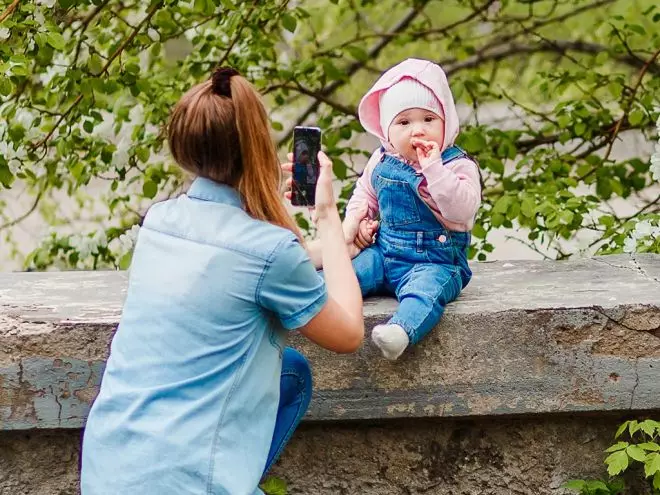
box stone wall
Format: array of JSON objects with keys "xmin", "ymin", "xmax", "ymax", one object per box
[{"xmin": 1, "ymin": 254, "xmax": 659, "ymax": 494}]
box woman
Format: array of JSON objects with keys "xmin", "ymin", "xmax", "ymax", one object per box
[{"xmin": 81, "ymin": 67, "xmax": 364, "ymax": 494}]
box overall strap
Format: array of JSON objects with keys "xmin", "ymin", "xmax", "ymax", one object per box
[{"xmin": 441, "ymin": 145, "xmax": 468, "ymax": 165}]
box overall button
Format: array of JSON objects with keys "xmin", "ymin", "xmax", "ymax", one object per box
[{"xmin": 438, "ymin": 234, "xmax": 447, "ymax": 243}]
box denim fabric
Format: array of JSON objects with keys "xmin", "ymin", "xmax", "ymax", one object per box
[
  {"xmin": 352, "ymin": 152, "xmax": 472, "ymax": 344},
  {"xmin": 81, "ymin": 177, "xmax": 326, "ymax": 495},
  {"xmin": 263, "ymin": 347, "xmax": 312, "ymax": 474}
]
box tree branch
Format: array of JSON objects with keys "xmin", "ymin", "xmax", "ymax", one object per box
[
  {"xmin": 516, "ymin": 119, "xmax": 651, "ymax": 153},
  {"xmin": 283, "ymin": 83, "xmax": 356, "ymax": 116},
  {"xmin": 485, "ymin": 0, "xmax": 616, "ymax": 48},
  {"xmin": 443, "ymin": 40, "xmax": 660, "ymax": 77},
  {"xmin": 32, "ymin": 0, "xmax": 164, "ymax": 150},
  {"xmin": 217, "ymin": 2, "xmax": 260, "ymax": 67},
  {"xmin": 0, "ymin": 190, "xmax": 42, "ymax": 232},
  {"xmin": 73, "ymin": 0, "xmax": 112, "ymax": 66},
  {"xmin": 0, "ymin": 0, "xmax": 19, "ymax": 24},
  {"xmin": 278, "ymin": 0, "xmax": 438, "ymax": 145},
  {"xmin": 602, "ymin": 45, "xmax": 660, "ymax": 162},
  {"xmin": 624, "ymin": 193, "xmax": 660, "ymax": 221}
]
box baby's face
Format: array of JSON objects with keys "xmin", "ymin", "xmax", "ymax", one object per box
[{"xmin": 387, "ymin": 108, "xmax": 445, "ymax": 163}]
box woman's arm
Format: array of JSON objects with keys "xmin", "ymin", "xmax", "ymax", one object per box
[{"xmin": 297, "ymin": 151, "xmax": 364, "ymax": 353}]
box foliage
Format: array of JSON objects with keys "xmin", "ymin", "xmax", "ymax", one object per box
[
  {"xmin": 563, "ymin": 419, "xmax": 660, "ymax": 494},
  {"xmin": 260, "ymin": 476, "xmax": 288, "ymax": 495},
  {"xmin": 0, "ymin": 0, "xmax": 659, "ymax": 269}
]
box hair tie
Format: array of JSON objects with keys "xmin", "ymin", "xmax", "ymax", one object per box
[{"xmin": 211, "ymin": 67, "xmax": 240, "ymax": 97}]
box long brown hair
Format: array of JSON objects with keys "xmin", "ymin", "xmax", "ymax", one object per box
[{"xmin": 167, "ymin": 68, "xmax": 302, "ymax": 241}]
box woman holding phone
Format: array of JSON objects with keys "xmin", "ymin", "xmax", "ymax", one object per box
[{"xmin": 81, "ymin": 67, "xmax": 364, "ymax": 494}]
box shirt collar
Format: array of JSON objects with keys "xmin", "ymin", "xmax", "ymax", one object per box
[{"xmin": 186, "ymin": 177, "xmax": 243, "ymax": 208}]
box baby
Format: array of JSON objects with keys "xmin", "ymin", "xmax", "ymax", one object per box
[{"xmin": 345, "ymin": 58, "xmax": 482, "ymax": 360}]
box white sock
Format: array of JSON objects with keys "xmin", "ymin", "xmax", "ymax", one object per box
[{"xmin": 371, "ymin": 323, "xmax": 410, "ymax": 361}]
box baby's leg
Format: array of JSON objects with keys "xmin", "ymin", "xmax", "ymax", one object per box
[
  {"xmin": 391, "ymin": 263, "xmax": 462, "ymax": 346},
  {"xmin": 351, "ymin": 246, "xmax": 386, "ymax": 297}
]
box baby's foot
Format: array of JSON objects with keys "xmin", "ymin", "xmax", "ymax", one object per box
[{"xmin": 371, "ymin": 324, "xmax": 410, "ymax": 360}]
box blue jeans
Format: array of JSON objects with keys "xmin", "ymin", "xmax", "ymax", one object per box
[
  {"xmin": 352, "ymin": 229, "xmax": 471, "ymax": 345},
  {"xmin": 262, "ymin": 347, "xmax": 312, "ymax": 474}
]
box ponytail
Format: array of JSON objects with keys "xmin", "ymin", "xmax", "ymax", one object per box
[{"xmin": 168, "ymin": 68, "xmax": 302, "ymax": 242}]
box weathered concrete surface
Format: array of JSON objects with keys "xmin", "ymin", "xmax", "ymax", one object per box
[
  {"xmin": 0, "ymin": 429, "xmax": 81, "ymax": 495},
  {"xmin": 0, "ymin": 255, "xmax": 659, "ymax": 429},
  {"xmin": 0, "ymin": 416, "xmax": 653, "ymax": 495},
  {"xmin": 273, "ymin": 415, "xmax": 654, "ymax": 495}
]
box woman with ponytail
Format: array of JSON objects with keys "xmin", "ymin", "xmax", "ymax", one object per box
[{"xmin": 81, "ymin": 67, "xmax": 365, "ymax": 494}]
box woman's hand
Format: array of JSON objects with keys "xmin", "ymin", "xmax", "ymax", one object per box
[{"xmin": 282, "ymin": 151, "xmax": 337, "ymax": 223}]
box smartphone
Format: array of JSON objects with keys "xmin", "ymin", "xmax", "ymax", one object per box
[{"xmin": 291, "ymin": 126, "xmax": 321, "ymax": 207}]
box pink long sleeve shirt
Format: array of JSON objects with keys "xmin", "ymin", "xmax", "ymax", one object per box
[{"xmin": 346, "ymin": 147, "xmax": 481, "ymax": 232}]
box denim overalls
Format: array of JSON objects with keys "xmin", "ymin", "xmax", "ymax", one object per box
[{"xmin": 352, "ymin": 147, "xmax": 473, "ymax": 345}]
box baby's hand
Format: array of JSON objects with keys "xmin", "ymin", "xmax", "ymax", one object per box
[
  {"xmin": 354, "ymin": 218, "xmax": 379, "ymax": 250},
  {"xmin": 411, "ymin": 138, "xmax": 441, "ymax": 167}
]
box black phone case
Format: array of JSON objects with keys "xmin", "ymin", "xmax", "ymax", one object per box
[{"xmin": 291, "ymin": 127, "xmax": 321, "ymax": 206}]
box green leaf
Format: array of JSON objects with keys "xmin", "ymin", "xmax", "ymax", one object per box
[
  {"xmin": 46, "ymin": 32, "xmax": 66, "ymax": 50},
  {"xmin": 0, "ymin": 76, "xmax": 12, "ymax": 96},
  {"xmin": 600, "ymin": 215, "xmax": 616, "ymax": 229},
  {"xmin": 472, "ymin": 223, "xmax": 487, "ymax": 239},
  {"xmin": 557, "ymin": 114, "xmax": 571, "ymax": 129},
  {"xmin": 295, "ymin": 213, "xmax": 309, "ymax": 230},
  {"xmin": 260, "ymin": 476, "xmax": 287, "ymax": 495},
  {"xmin": 627, "ymin": 23, "xmax": 646, "ymax": 35},
  {"xmin": 332, "ymin": 159, "xmax": 347, "ymax": 180},
  {"xmin": 118, "ymin": 252, "xmax": 133, "ymax": 270},
  {"xmin": 639, "ymin": 420, "xmax": 657, "ymax": 437},
  {"xmin": 346, "ymin": 46, "xmax": 368, "ymax": 61},
  {"xmin": 0, "ymin": 161, "xmax": 15, "ymax": 188},
  {"xmin": 606, "ymin": 441, "xmax": 629, "ymax": 453},
  {"xmin": 561, "ymin": 479, "xmax": 585, "ymax": 491},
  {"xmin": 461, "ymin": 133, "xmax": 487, "ymax": 154},
  {"xmin": 654, "ymin": 471, "xmax": 660, "ymax": 491},
  {"xmin": 83, "ymin": 120, "xmax": 94, "ymax": 133},
  {"xmin": 142, "ymin": 180, "xmax": 158, "ymax": 199},
  {"xmin": 639, "ymin": 442, "xmax": 660, "ymax": 451},
  {"xmin": 136, "ymin": 147, "xmax": 150, "ymax": 163},
  {"xmin": 645, "ymin": 453, "xmax": 660, "ymax": 477},
  {"xmin": 521, "ymin": 197, "xmax": 535, "ymax": 218},
  {"xmin": 193, "ymin": 0, "xmax": 208, "ymax": 13},
  {"xmin": 628, "ymin": 109, "xmax": 644, "ymax": 126},
  {"xmin": 606, "ymin": 450, "xmax": 629, "ymax": 476},
  {"xmin": 595, "ymin": 51, "xmax": 609, "ymax": 65},
  {"xmin": 560, "ymin": 210, "xmax": 574, "ymax": 225},
  {"xmin": 626, "ymin": 445, "xmax": 647, "ymax": 462},
  {"xmin": 492, "ymin": 196, "xmax": 510, "ymax": 214},
  {"xmin": 585, "ymin": 480, "xmax": 610, "ymax": 491},
  {"xmin": 11, "ymin": 65, "xmax": 30, "ymax": 77},
  {"xmin": 281, "ymin": 13, "xmax": 297, "ymax": 33},
  {"xmin": 628, "ymin": 420, "xmax": 640, "ymax": 436}
]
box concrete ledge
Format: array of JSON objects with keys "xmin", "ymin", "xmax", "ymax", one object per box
[{"xmin": 1, "ymin": 254, "xmax": 659, "ymax": 430}]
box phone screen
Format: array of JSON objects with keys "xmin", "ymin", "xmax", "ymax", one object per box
[{"xmin": 291, "ymin": 126, "xmax": 321, "ymax": 206}]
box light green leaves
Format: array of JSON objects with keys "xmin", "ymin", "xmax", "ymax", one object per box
[
  {"xmin": 46, "ymin": 32, "xmax": 66, "ymax": 50},
  {"xmin": 281, "ymin": 13, "xmax": 297, "ymax": 33},
  {"xmin": 260, "ymin": 477, "xmax": 287, "ymax": 495}
]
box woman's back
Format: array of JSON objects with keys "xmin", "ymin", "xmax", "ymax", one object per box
[{"xmin": 81, "ymin": 178, "xmax": 326, "ymax": 494}]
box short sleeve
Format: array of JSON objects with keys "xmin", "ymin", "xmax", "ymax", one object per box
[{"xmin": 257, "ymin": 235, "xmax": 327, "ymax": 330}]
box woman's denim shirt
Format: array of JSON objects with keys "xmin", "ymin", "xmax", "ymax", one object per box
[{"xmin": 81, "ymin": 177, "xmax": 327, "ymax": 495}]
